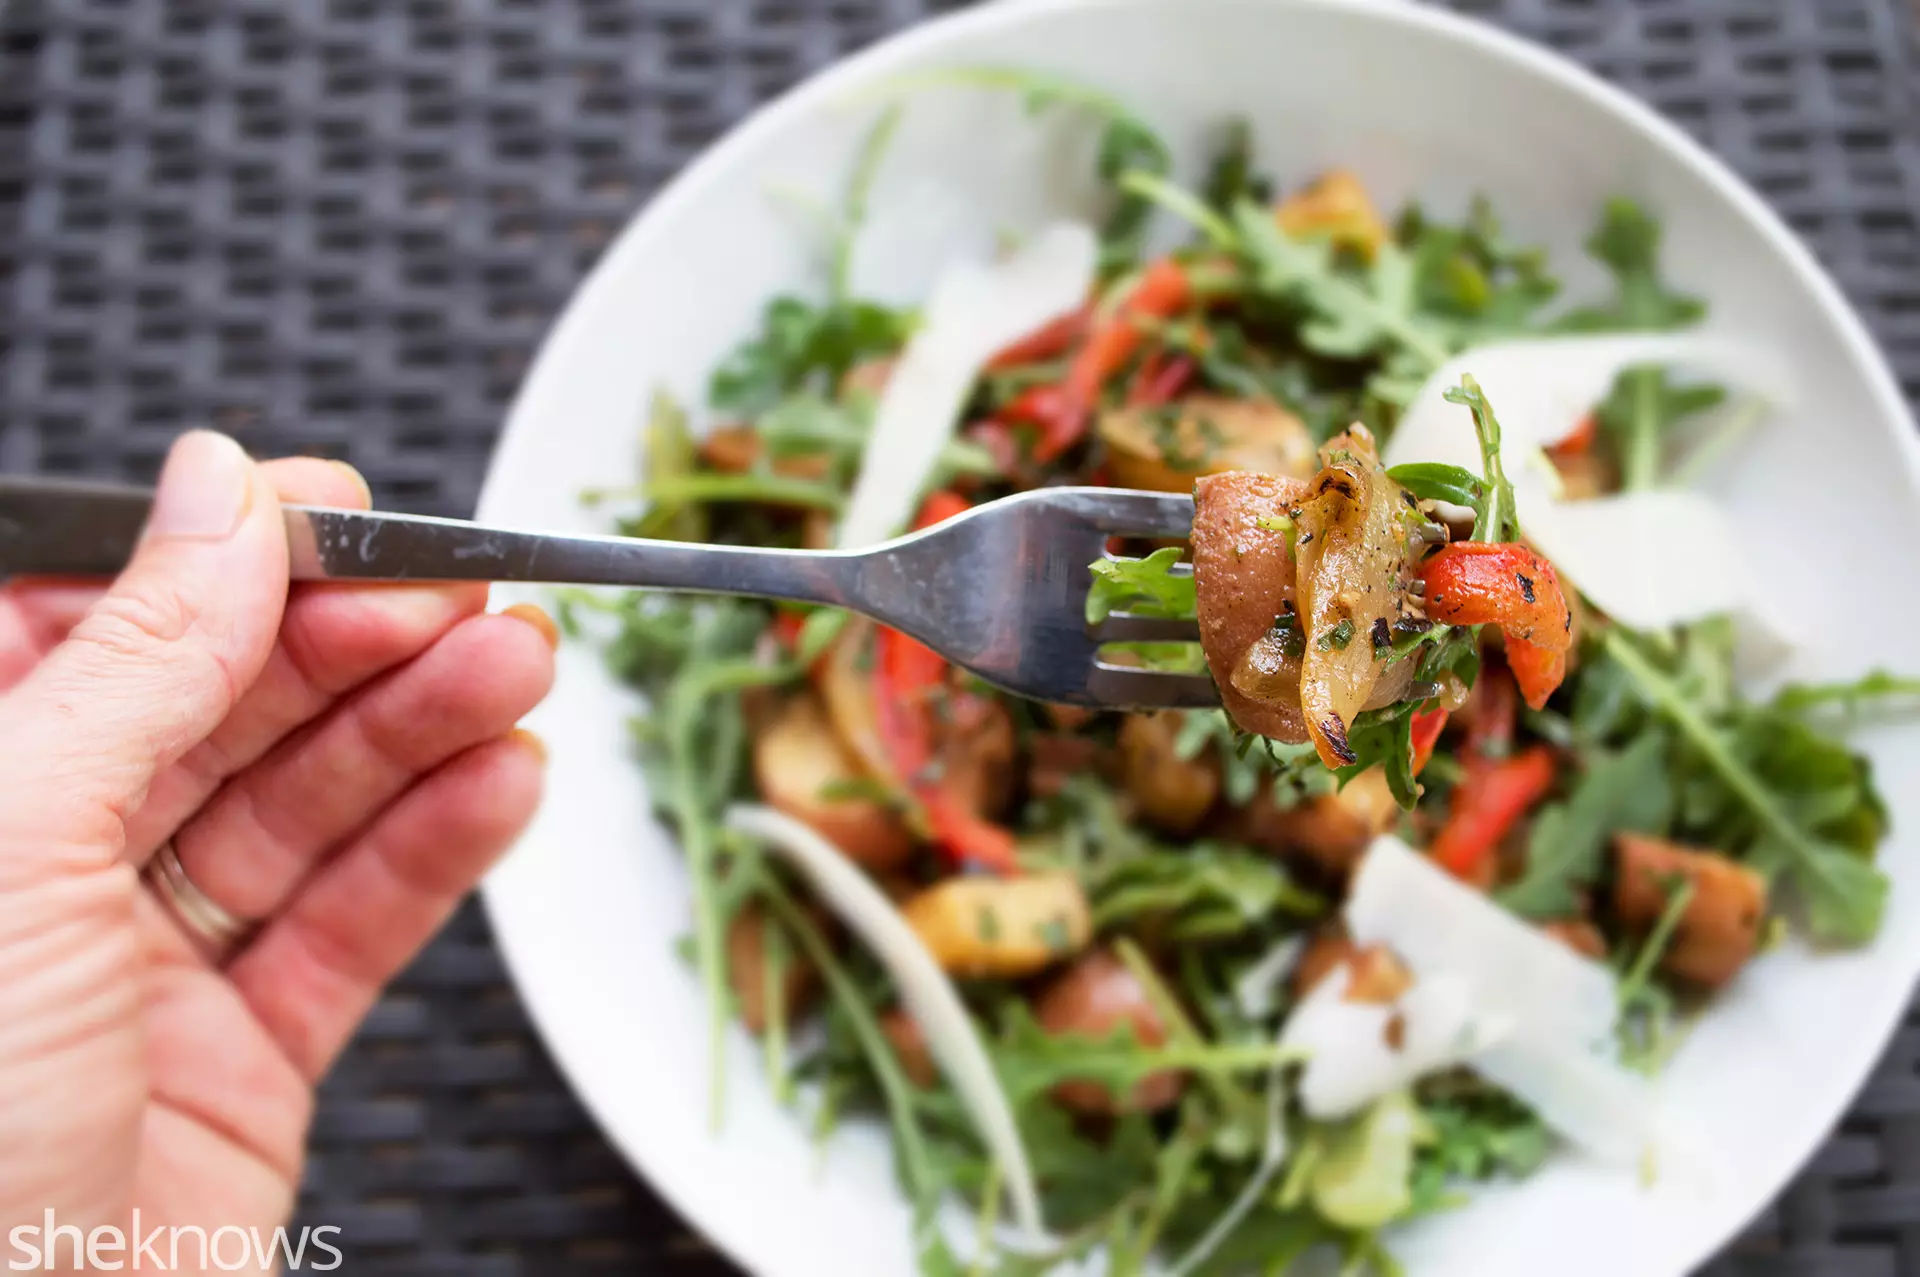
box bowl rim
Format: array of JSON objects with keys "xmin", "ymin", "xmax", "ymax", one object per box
[{"xmin": 478, "ymin": 1, "xmax": 1920, "ymax": 1274}]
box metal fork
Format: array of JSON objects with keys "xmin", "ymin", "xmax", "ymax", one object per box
[{"xmin": 0, "ymin": 477, "xmax": 1216, "ymax": 710}]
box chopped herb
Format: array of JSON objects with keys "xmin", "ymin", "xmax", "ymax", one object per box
[
  {"xmin": 1319, "ymin": 618, "xmax": 1356, "ymax": 652},
  {"xmin": 976, "ymin": 905, "xmax": 1003, "ymax": 944}
]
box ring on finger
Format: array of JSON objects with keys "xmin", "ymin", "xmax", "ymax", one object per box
[{"xmin": 144, "ymin": 841, "xmax": 253, "ymax": 958}]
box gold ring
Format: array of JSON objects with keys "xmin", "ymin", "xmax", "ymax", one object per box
[{"xmin": 145, "ymin": 842, "xmax": 251, "ymax": 957}]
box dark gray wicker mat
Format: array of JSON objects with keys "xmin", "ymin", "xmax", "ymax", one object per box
[{"xmin": 1, "ymin": 1, "xmax": 1917, "ymax": 1273}]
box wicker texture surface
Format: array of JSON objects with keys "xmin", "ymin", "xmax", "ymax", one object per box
[{"xmin": 1, "ymin": 1, "xmax": 1918, "ymax": 1273}]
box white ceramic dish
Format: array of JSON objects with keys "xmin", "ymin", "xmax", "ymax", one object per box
[{"xmin": 475, "ymin": 2, "xmax": 1920, "ymax": 1274}]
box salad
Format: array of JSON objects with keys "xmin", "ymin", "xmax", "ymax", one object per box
[{"xmin": 562, "ymin": 77, "xmax": 1911, "ymax": 1276}]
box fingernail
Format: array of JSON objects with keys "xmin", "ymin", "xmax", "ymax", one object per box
[
  {"xmin": 503, "ymin": 603, "xmax": 560, "ymax": 650},
  {"xmin": 326, "ymin": 460, "xmax": 373, "ymax": 507},
  {"xmin": 509, "ymin": 727, "xmax": 548, "ymax": 766},
  {"xmin": 147, "ymin": 432, "xmax": 253, "ymax": 541}
]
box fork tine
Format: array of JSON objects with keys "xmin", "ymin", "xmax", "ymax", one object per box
[
  {"xmin": 1049, "ymin": 488, "xmax": 1194, "ymax": 538},
  {"xmin": 1091, "ymin": 614, "xmax": 1202, "ymax": 642},
  {"xmin": 1087, "ymin": 663, "xmax": 1220, "ymax": 709}
]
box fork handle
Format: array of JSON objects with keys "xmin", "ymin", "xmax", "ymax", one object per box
[{"xmin": 0, "ymin": 477, "xmax": 862, "ymax": 606}]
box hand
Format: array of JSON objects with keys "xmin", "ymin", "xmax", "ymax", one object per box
[{"xmin": 0, "ymin": 434, "xmax": 557, "ymax": 1257}]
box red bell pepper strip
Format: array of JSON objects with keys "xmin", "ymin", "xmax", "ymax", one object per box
[
  {"xmin": 771, "ymin": 609, "xmax": 809, "ymax": 651},
  {"xmin": 920, "ymin": 787, "xmax": 1020, "ymax": 875},
  {"xmin": 1418, "ymin": 541, "xmax": 1574, "ymax": 711},
  {"xmin": 1466, "ymin": 662, "xmax": 1517, "ymax": 760},
  {"xmin": 1033, "ymin": 258, "xmax": 1193, "ymax": 462},
  {"xmin": 914, "ymin": 488, "xmax": 971, "ymax": 530},
  {"xmin": 1546, "ymin": 411, "xmax": 1598, "ymax": 459},
  {"xmin": 996, "ymin": 382, "xmax": 1074, "ymax": 430},
  {"xmin": 1505, "ymin": 637, "xmax": 1569, "ymax": 713},
  {"xmin": 1409, "ymin": 707, "xmax": 1449, "ymax": 776},
  {"xmin": 1429, "ymin": 745, "xmax": 1558, "ymax": 882},
  {"xmin": 1418, "ymin": 542, "xmax": 1572, "ymax": 651},
  {"xmin": 986, "ymin": 305, "xmax": 1090, "ymax": 370},
  {"xmin": 1126, "ymin": 353, "xmax": 1196, "ymax": 408}
]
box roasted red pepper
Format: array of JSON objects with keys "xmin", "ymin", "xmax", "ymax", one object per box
[
  {"xmin": 986, "ymin": 305, "xmax": 1089, "ymax": 370},
  {"xmin": 1505, "ymin": 637, "xmax": 1569, "ymax": 712},
  {"xmin": 1430, "ymin": 745, "xmax": 1558, "ymax": 883},
  {"xmin": 1546, "ymin": 411, "xmax": 1598, "ymax": 459},
  {"xmin": 1419, "ymin": 542, "xmax": 1572, "ymax": 649},
  {"xmin": 1409, "ymin": 706, "xmax": 1449, "ymax": 776},
  {"xmin": 1418, "ymin": 541, "xmax": 1574, "ymax": 706},
  {"xmin": 1032, "ymin": 258, "xmax": 1193, "ymax": 462},
  {"xmin": 1126, "ymin": 353, "xmax": 1195, "ymax": 408}
]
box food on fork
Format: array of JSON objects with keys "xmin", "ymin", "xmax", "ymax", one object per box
[{"xmin": 563, "ymin": 75, "xmax": 1909, "ymax": 1277}]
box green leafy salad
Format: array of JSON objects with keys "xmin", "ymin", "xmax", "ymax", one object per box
[{"xmin": 560, "ymin": 73, "xmax": 1914, "ymax": 1277}]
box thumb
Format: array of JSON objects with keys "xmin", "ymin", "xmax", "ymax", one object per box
[{"xmin": 0, "ymin": 431, "xmax": 289, "ymax": 871}]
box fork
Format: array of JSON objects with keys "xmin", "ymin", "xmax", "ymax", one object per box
[{"xmin": 0, "ymin": 476, "xmax": 1216, "ymax": 710}]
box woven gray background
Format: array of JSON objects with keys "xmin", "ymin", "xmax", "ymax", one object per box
[{"xmin": 1, "ymin": 0, "xmax": 1918, "ymax": 1273}]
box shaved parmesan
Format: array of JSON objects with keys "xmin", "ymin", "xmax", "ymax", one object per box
[
  {"xmin": 1348, "ymin": 836, "xmax": 1616, "ymax": 1051},
  {"xmin": 1518, "ymin": 488, "xmax": 1795, "ymax": 640},
  {"xmin": 1348, "ymin": 836, "xmax": 1660, "ymax": 1164},
  {"xmin": 837, "ymin": 222, "xmax": 1096, "ymax": 549},
  {"xmin": 723, "ymin": 805, "xmax": 1044, "ymax": 1235},
  {"xmin": 1282, "ymin": 965, "xmax": 1508, "ymax": 1119}
]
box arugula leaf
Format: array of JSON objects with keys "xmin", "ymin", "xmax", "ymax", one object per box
[
  {"xmin": 1553, "ymin": 198, "xmax": 1711, "ymax": 490},
  {"xmin": 709, "ymin": 296, "xmax": 913, "ymax": 417},
  {"xmin": 1230, "ymin": 199, "xmax": 1454, "ymax": 375},
  {"xmin": 1556, "ymin": 198, "xmax": 1705, "ymax": 333},
  {"xmin": 1086, "ymin": 545, "xmax": 1197, "ymax": 623},
  {"xmin": 1400, "ymin": 196, "xmax": 1559, "ymax": 344},
  {"xmin": 625, "ymin": 389, "xmax": 709, "ymax": 542},
  {"xmin": 1092, "ymin": 843, "xmax": 1327, "ymax": 939},
  {"xmin": 1410, "ymin": 1091, "xmax": 1551, "ymax": 1216},
  {"xmin": 1201, "ymin": 117, "xmax": 1271, "ymax": 214},
  {"xmin": 1498, "ymin": 732, "xmax": 1673, "ymax": 919},
  {"xmin": 1385, "ymin": 461, "xmax": 1481, "ymax": 510},
  {"xmin": 1440, "ymin": 375, "xmax": 1519, "ymax": 543},
  {"xmin": 1773, "ymin": 669, "xmax": 1920, "ymax": 719}
]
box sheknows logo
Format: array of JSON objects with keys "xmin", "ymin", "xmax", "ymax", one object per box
[{"xmin": 7, "ymin": 1211, "xmax": 343, "ymax": 1271}]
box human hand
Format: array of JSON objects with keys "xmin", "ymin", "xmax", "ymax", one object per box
[{"xmin": 0, "ymin": 434, "xmax": 556, "ymax": 1260}]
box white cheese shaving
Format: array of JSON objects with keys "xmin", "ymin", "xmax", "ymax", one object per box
[{"xmin": 836, "ymin": 222, "xmax": 1096, "ymax": 550}]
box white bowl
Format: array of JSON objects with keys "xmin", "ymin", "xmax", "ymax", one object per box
[{"xmin": 475, "ymin": 2, "xmax": 1920, "ymax": 1274}]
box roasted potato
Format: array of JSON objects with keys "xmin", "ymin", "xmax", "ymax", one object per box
[
  {"xmin": 1614, "ymin": 833, "xmax": 1768, "ymax": 989},
  {"xmin": 1191, "ymin": 470, "xmax": 1312, "ymax": 743},
  {"xmin": 727, "ymin": 904, "xmax": 816, "ymax": 1035},
  {"xmin": 754, "ymin": 694, "xmax": 913, "ymax": 870},
  {"xmin": 879, "ymin": 1007, "xmax": 937, "ymax": 1088},
  {"xmin": 932, "ymin": 688, "xmax": 1017, "ymax": 819},
  {"xmin": 1230, "ymin": 766, "xmax": 1398, "ymax": 880},
  {"xmin": 1117, "ymin": 712, "xmax": 1219, "ymax": 835},
  {"xmin": 698, "ymin": 426, "xmax": 832, "ymax": 483},
  {"xmin": 1539, "ymin": 918, "xmax": 1607, "ymax": 961},
  {"xmin": 1275, "ymin": 169, "xmax": 1390, "ymax": 259},
  {"xmin": 1028, "ymin": 732, "xmax": 1109, "ymax": 800},
  {"xmin": 1100, "ymin": 394, "xmax": 1318, "ymax": 494},
  {"xmin": 900, "ymin": 873, "xmax": 1092, "ymax": 978},
  {"xmin": 817, "ymin": 620, "xmax": 894, "ymax": 784},
  {"xmin": 1291, "ymin": 929, "xmax": 1412, "ymax": 1004},
  {"xmin": 1034, "ymin": 949, "xmax": 1184, "ymax": 1113}
]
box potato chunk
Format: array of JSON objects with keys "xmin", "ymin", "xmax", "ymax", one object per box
[
  {"xmin": 900, "ymin": 873, "xmax": 1092, "ymax": 978},
  {"xmin": 1613, "ymin": 833, "xmax": 1767, "ymax": 989},
  {"xmin": 754, "ymin": 694, "xmax": 912, "ymax": 870}
]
